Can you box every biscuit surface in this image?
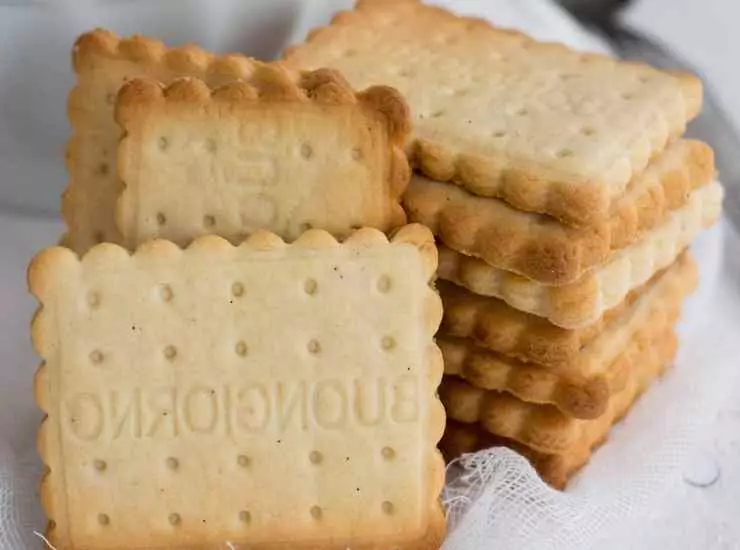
[440,321,678,455]
[284,0,702,226]
[30,225,445,549]
[116,73,410,249]
[64,29,257,254]
[438,180,722,327]
[407,140,715,285]
[439,252,697,369]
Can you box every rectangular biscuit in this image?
[63,28,410,254]
[439,251,697,369]
[63,29,255,254]
[439,304,679,419]
[439,321,678,456]
[441,421,593,490]
[438,180,722,328]
[29,225,445,549]
[283,0,702,226]
[116,71,410,250]
[408,140,715,285]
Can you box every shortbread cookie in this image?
[439,252,697,369]
[441,421,595,490]
[438,180,722,327]
[407,140,715,285]
[115,73,409,249]
[29,224,445,549]
[284,0,702,226]
[63,29,255,254]
[440,303,678,419]
[439,322,677,454]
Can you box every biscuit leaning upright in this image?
[115,70,409,249]
[30,224,445,549]
[62,29,256,254]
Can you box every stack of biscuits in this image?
[285,0,724,488]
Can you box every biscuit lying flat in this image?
[407,140,715,285]
[284,0,702,226]
[439,251,697,369]
[116,72,410,249]
[440,299,679,419]
[29,225,445,549]
[438,180,722,328]
[440,322,677,455]
[440,421,593,490]
[64,29,256,254]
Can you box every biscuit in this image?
[439,322,678,455]
[440,421,596,490]
[115,73,409,249]
[407,140,715,285]
[439,251,697,369]
[440,308,679,419]
[63,29,255,254]
[29,224,445,549]
[438,180,722,327]
[283,0,702,226]
[63,28,410,254]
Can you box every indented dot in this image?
[164,345,177,361]
[158,137,169,151]
[93,459,107,472]
[169,513,181,526]
[556,148,574,158]
[307,340,321,354]
[351,148,363,161]
[516,108,528,116]
[232,282,245,297]
[304,278,318,295]
[239,511,251,524]
[237,454,250,468]
[398,67,413,78]
[377,275,392,293]
[301,143,313,160]
[381,336,396,351]
[205,139,217,153]
[87,292,101,308]
[97,163,109,176]
[310,506,322,520]
[106,92,116,105]
[381,446,396,460]
[89,350,104,364]
[309,451,323,465]
[455,88,470,97]
[166,457,179,471]
[159,284,173,302]
[581,127,596,137]
[382,501,395,515]
[621,92,634,100]
[235,341,248,357]
[430,110,445,118]
[156,212,167,226]
[493,130,507,138]
[344,48,358,57]
[203,215,216,228]
[98,513,110,526]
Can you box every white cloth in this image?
[1,2,740,549]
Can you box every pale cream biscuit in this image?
[29,224,445,549]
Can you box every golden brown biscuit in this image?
[284,0,702,226]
